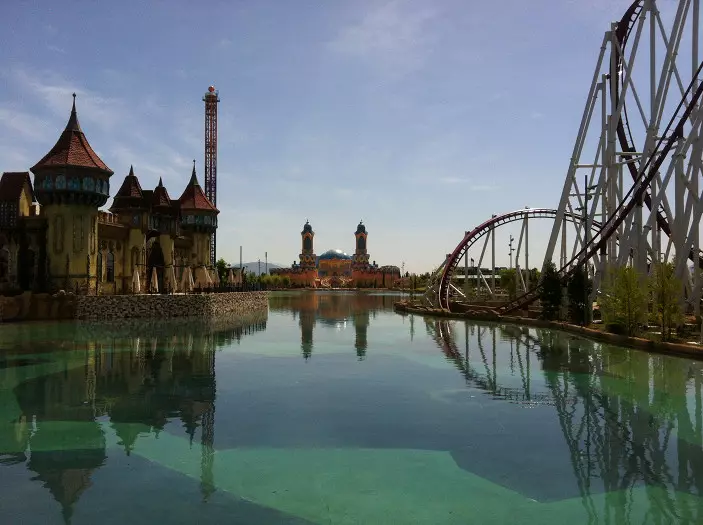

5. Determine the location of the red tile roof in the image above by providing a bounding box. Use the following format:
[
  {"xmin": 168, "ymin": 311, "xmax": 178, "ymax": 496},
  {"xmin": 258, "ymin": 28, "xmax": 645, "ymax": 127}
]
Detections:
[
  {"xmin": 113, "ymin": 166, "xmax": 143, "ymax": 199},
  {"xmin": 178, "ymin": 164, "xmax": 218, "ymax": 212},
  {"xmin": 0, "ymin": 172, "xmax": 34, "ymax": 202},
  {"xmin": 152, "ymin": 178, "xmax": 172, "ymax": 208},
  {"xmin": 30, "ymin": 95, "xmax": 113, "ymax": 175}
]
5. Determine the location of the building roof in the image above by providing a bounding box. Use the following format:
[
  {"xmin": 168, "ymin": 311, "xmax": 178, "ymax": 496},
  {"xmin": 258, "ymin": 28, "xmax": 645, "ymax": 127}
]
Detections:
[
  {"xmin": 113, "ymin": 165, "xmax": 143, "ymax": 199},
  {"xmin": 178, "ymin": 163, "xmax": 218, "ymax": 212},
  {"xmin": 30, "ymin": 95, "xmax": 113, "ymax": 175},
  {"xmin": 355, "ymin": 221, "xmax": 366, "ymax": 235},
  {"xmin": 302, "ymin": 220, "xmax": 313, "ymax": 234},
  {"xmin": 151, "ymin": 178, "xmax": 172, "ymax": 208},
  {"xmin": 318, "ymin": 249, "xmax": 352, "ymax": 261},
  {"xmin": 0, "ymin": 172, "xmax": 34, "ymax": 202}
]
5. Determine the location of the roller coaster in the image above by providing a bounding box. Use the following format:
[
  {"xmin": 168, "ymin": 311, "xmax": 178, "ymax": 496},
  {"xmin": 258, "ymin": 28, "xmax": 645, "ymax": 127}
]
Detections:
[{"xmin": 429, "ymin": 0, "xmax": 703, "ymax": 314}]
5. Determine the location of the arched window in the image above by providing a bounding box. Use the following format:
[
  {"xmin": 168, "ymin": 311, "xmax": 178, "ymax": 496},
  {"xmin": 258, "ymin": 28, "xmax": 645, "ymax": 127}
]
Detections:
[
  {"xmin": 303, "ymin": 237, "xmax": 312, "ymax": 251},
  {"xmin": 131, "ymin": 247, "xmax": 139, "ymax": 273},
  {"xmin": 106, "ymin": 252, "xmax": 115, "ymax": 282}
]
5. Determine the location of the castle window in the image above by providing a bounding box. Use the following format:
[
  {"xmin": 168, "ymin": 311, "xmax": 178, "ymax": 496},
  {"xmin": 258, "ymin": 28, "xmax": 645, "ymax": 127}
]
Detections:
[
  {"xmin": 131, "ymin": 247, "xmax": 139, "ymax": 272},
  {"xmin": 106, "ymin": 252, "xmax": 115, "ymax": 282},
  {"xmin": 97, "ymin": 251, "xmax": 103, "ymax": 282},
  {"xmin": 0, "ymin": 247, "xmax": 8, "ymax": 282},
  {"xmin": 55, "ymin": 175, "xmax": 66, "ymax": 190}
]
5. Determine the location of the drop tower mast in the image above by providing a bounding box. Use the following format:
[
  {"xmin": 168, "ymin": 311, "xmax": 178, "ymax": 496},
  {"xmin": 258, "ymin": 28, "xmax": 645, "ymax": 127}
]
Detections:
[{"xmin": 203, "ymin": 85, "xmax": 220, "ymax": 266}]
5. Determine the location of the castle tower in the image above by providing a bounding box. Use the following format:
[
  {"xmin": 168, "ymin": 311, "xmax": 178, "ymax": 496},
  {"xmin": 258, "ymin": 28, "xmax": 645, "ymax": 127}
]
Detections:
[
  {"xmin": 178, "ymin": 161, "xmax": 218, "ymax": 267},
  {"xmin": 31, "ymin": 94, "xmax": 113, "ymax": 292},
  {"xmin": 110, "ymin": 166, "xmax": 147, "ymax": 286},
  {"xmin": 146, "ymin": 177, "xmax": 178, "ymax": 292},
  {"xmin": 352, "ymin": 221, "xmax": 369, "ymax": 269},
  {"xmin": 299, "ymin": 220, "xmax": 316, "ymax": 269}
]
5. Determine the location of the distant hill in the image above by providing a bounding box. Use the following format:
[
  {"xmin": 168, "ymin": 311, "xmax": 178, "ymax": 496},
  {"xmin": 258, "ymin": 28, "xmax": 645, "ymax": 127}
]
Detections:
[{"xmin": 229, "ymin": 261, "xmax": 284, "ymax": 276}]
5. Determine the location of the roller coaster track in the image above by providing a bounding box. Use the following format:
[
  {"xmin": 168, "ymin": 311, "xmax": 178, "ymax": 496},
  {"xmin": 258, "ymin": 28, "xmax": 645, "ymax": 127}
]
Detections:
[
  {"xmin": 437, "ymin": 208, "xmax": 604, "ymax": 309},
  {"xmin": 614, "ymin": 0, "xmax": 703, "ymax": 267},
  {"xmin": 495, "ymin": 59, "xmax": 703, "ymax": 314}
]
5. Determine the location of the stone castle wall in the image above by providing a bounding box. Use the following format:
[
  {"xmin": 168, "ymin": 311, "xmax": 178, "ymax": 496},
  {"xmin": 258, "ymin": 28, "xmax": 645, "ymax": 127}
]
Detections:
[{"xmin": 0, "ymin": 291, "xmax": 268, "ymax": 322}]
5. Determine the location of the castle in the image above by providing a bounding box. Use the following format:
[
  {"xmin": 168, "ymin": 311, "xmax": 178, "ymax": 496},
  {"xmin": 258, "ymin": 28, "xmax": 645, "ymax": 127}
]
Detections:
[
  {"xmin": 0, "ymin": 95, "xmax": 218, "ymax": 295},
  {"xmin": 270, "ymin": 220, "xmax": 401, "ymax": 288}
]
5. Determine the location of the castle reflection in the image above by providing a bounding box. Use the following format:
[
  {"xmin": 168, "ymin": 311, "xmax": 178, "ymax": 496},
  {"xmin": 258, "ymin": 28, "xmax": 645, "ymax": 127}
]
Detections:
[
  {"xmin": 0, "ymin": 313, "xmax": 267, "ymax": 524},
  {"xmin": 269, "ymin": 291, "xmax": 398, "ymax": 360},
  {"xmin": 430, "ymin": 319, "xmax": 703, "ymax": 523}
]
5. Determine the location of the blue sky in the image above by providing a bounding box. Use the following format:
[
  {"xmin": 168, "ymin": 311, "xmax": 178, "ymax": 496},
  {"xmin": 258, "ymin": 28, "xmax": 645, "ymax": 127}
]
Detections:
[{"xmin": 0, "ymin": 0, "xmax": 638, "ymax": 272}]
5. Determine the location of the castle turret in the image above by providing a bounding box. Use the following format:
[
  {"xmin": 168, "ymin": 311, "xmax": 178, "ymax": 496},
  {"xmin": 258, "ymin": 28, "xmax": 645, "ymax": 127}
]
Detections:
[
  {"xmin": 30, "ymin": 94, "xmax": 113, "ymax": 291},
  {"xmin": 178, "ymin": 161, "xmax": 218, "ymax": 267},
  {"xmin": 299, "ymin": 220, "xmax": 316, "ymax": 269},
  {"xmin": 110, "ymin": 166, "xmax": 147, "ymax": 286}
]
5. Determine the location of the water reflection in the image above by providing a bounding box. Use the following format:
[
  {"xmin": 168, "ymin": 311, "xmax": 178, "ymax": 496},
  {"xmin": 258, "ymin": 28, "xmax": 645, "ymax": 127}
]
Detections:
[
  {"xmin": 3, "ymin": 294, "xmax": 703, "ymax": 524},
  {"xmin": 430, "ymin": 318, "xmax": 703, "ymax": 523},
  {"xmin": 269, "ymin": 291, "xmax": 398, "ymax": 359},
  {"xmin": 0, "ymin": 313, "xmax": 267, "ymax": 523}
]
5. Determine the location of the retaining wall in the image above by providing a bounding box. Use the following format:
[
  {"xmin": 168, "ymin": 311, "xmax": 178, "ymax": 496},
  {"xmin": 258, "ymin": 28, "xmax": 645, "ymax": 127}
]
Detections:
[{"xmin": 0, "ymin": 292, "xmax": 268, "ymax": 322}]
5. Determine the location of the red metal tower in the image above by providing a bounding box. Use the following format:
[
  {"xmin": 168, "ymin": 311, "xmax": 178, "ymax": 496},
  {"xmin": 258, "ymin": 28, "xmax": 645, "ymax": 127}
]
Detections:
[{"xmin": 203, "ymin": 85, "xmax": 220, "ymax": 266}]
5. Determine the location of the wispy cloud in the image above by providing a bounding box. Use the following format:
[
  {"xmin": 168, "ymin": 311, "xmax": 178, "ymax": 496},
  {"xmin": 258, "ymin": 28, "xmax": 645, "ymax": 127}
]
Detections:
[
  {"xmin": 0, "ymin": 106, "xmax": 53, "ymax": 143},
  {"xmin": 47, "ymin": 45, "xmax": 66, "ymax": 54},
  {"xmin": 9, "ymin": 68, "xmax": 127, "ymax": 132},
  {"xmin": 329, "ymin": 0, "xmax": 438, "ymax": 77}
]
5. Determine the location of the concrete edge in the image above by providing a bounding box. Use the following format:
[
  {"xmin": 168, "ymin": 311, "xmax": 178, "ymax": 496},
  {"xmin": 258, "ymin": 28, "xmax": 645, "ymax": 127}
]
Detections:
[{"xmin": 394, "ymin": 301, "xmax": 703, "ymax": 361}]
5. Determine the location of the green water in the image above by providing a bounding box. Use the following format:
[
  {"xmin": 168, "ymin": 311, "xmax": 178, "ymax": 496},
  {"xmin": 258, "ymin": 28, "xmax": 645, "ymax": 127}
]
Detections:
[{"xmin": 1, "ymin": 291, "xmax": 703, "ymax": 524}]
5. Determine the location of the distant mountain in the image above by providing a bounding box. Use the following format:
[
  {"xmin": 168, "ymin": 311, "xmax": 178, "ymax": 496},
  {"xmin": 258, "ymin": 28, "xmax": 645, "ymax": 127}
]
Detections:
[{"xmin": 229, "ymin": 261, "xmax": 284, "ymax": 276}]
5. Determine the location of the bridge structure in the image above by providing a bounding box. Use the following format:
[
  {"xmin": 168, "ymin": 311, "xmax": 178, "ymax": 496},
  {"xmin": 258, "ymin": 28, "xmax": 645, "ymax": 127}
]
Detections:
[{"xmin": 427, "ymin": 0, "xmax": 703, "ymax": 314}]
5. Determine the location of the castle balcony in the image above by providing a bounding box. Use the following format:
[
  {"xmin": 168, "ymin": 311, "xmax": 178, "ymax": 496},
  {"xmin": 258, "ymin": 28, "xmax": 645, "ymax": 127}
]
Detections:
[{"xmin": 98, "ymin": 211, "xmax": 120, "ymax": 224}]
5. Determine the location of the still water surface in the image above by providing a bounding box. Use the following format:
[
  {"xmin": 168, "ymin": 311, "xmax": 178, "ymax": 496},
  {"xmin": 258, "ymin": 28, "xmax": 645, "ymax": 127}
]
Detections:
[{"xmin": 1, "ymin": 291, "xmax": 703, "ymax": 524}]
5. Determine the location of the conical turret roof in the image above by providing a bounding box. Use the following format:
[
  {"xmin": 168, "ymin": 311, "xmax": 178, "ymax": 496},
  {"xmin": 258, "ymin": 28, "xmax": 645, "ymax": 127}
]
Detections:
[
  {"xmin": 178, "ymin": 162, "xmax": 218, "ymax": 212},
  {"xmin": 152, "ymin": 177, "xmax": 172, "ymax": 208},
  {"xmin": 31, "ymin": 94, "xmax": 112, "ymax": 175}
]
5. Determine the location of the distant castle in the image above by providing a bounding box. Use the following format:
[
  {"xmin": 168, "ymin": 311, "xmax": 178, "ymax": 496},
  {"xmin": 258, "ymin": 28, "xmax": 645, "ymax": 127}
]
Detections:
[
  {"xmin": 270, "ymin": 220, "xmax": 400, "ymax": 288},
  {"xmin": 0, "ymin": 95, "xmax": 217, "ymax": 295}
]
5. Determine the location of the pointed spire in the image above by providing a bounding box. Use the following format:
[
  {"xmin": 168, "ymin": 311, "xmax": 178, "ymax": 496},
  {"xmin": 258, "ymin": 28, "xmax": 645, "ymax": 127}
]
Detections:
[
  {"xmin": 128, "ymin": 165, "xmax": 135, "ymax": 177},
  {"xmin": 66, "ymin": 93, "xmax": 81, "ymax": 132},
  {"xmin": 157, "ymin": 177, "xmax": 163, "ymax": 187},
  {"xmin": 189, "ymin": 160, "xmax": 199, "ymax": 185}
]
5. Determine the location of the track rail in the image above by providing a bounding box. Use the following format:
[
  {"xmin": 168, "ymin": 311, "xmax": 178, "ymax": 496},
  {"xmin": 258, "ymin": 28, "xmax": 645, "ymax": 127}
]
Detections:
[
  {"xmin": 497, "ymin": 60, "xmax": 703, "ymax": 314},
  {"xmin": 613, "ymin": 0, "xmax": 703, "ymax": 267},
  {"xmin": 437, "ymin": 209, "xmax": 603, "ymax": 309}
]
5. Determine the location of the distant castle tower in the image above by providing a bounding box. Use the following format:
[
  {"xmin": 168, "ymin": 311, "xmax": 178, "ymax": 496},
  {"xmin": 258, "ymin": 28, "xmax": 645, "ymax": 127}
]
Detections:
[
  {"xmin": 299, "ymin": 220, "xmax": 316, "ymax": 269},
  {"xmin": 352, "ymin": 221, "xmax": 369, "ymax": 269}
]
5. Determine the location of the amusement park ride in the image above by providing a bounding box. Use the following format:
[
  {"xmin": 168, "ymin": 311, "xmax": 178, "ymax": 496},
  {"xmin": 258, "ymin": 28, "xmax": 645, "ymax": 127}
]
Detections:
[{"xmin": 426, "ymin": 0, "xmax": 703, "ymax": 316}]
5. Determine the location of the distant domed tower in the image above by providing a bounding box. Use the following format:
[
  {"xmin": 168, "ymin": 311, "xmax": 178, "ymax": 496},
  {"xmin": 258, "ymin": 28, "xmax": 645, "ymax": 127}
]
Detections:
[
  {"xmin": 31, "ymin": 94, "xmax": 114, "ymax": 291},
  {"xmin": 299, "ymin": 220, "xmax": 316, "ymax": 269},
  {"xmin": 352, "ymin": 220, "xmax": 370, "ymax": 269}
]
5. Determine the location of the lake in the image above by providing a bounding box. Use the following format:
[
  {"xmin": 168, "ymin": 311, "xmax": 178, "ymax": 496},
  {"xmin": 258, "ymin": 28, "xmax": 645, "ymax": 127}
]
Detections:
[{"xmin": 0, "ymin": 290, "xmax": 702, "ymax": 524}]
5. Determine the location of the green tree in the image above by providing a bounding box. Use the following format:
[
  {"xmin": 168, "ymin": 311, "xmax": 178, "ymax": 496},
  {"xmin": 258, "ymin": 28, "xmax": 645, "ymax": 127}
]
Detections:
[
  {"xmin": 599, "ymin": 266, "xmax": 647, "ymax": 336},
  {"xmin": 539, "ymin": 261, "xmax": 563, "ymax": 320},
  {"xmin": 528, "ymin": 268, "xmax": 540, "ymax": 290},
  {"xmin": 281, "ymin": 275, "xmax": 291, "ymax": 288},
  {"xmin": 499, "ymin": 268, "xmax": 517, "ymax": 299},
  {"xmin": 649, "ymin": 262, "xmax": 684, "ymax": 341},
  {"xmin": 215, "ymin": 257, "xmax": 228, "ymax": 283},
  {"xmin": 566, "ymin": 266, "xmax": 592, "ymax": 325}
]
